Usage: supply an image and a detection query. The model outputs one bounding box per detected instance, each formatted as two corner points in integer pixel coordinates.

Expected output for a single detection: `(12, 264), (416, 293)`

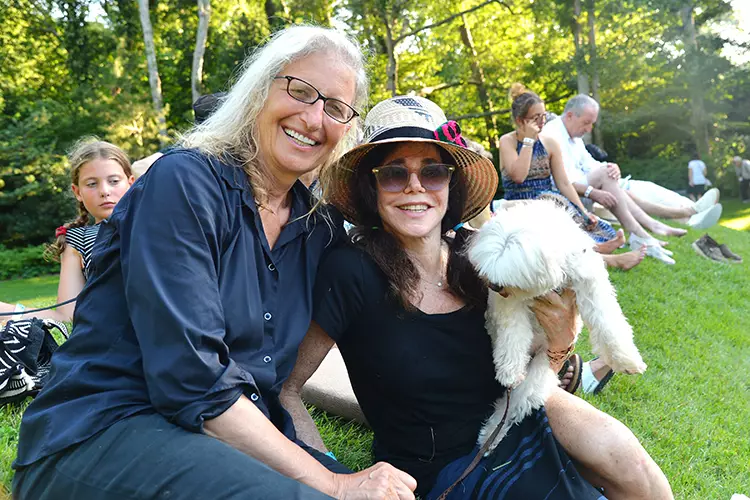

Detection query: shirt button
(250, 393), (259, 402)
(268, 263), (276, 271)
(263, 355), (272, 363)
(264, 312), (272, 321)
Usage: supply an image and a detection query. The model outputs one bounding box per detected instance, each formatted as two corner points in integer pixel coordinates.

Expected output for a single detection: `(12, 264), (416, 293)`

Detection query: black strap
(0, 297), (78, 317)
(436, 388), (512, 500)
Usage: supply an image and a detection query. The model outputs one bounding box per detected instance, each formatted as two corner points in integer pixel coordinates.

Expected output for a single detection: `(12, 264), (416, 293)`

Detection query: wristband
(12, 303), (26, 321)
(522, 137), (535, 147)
(583, 186), (594, 198)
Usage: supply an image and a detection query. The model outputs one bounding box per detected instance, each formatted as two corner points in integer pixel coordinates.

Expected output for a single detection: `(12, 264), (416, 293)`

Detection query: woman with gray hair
(13, 26), (416, 500)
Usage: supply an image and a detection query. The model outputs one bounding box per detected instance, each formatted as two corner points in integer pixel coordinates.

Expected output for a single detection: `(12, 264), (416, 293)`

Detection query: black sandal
(557, 353), (582, 394)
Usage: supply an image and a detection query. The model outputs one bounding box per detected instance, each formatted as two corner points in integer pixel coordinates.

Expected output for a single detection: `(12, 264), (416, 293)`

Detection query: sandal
(581, 357), (614, 395)
(557, 353), (582, 394)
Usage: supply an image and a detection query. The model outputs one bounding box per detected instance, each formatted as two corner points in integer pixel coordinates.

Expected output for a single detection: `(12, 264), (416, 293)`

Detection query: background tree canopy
(1, 0), (748, 246)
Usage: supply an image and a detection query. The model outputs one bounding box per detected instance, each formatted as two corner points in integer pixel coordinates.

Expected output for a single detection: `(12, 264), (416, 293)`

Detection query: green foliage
(1, 0), (749, 247)
(0, 245), (57, 280)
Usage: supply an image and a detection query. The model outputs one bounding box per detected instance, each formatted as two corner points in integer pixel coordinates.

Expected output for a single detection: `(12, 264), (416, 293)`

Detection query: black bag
(0, 318), (68, 405)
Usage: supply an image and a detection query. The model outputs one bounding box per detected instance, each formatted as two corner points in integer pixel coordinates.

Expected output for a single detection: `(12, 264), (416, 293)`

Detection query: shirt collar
(216, 155), (318, 234)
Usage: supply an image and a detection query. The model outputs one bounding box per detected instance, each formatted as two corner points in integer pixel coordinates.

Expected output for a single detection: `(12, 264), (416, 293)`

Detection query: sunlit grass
(719, 199), (750, 231)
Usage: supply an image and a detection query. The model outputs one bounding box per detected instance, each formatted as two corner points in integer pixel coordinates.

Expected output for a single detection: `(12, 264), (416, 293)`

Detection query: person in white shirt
(733, 156), (750, 202)
(687, 154), (709, 201)
(543, 95), (697, 265)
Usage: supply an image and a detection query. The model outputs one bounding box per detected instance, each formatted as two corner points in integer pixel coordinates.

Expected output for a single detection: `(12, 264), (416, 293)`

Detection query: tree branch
(448, 108), (510, 121)
(394, 0), (513, 43)
(416, 80), (482, 96)
(448, 94), (574, 121)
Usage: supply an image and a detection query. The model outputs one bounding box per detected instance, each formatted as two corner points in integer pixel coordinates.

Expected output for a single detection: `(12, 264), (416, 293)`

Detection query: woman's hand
(331, 462), (417, 499)
(530, 289), (578, 372)
(519, 119), (541, 141)
(584, 211), (600, 230)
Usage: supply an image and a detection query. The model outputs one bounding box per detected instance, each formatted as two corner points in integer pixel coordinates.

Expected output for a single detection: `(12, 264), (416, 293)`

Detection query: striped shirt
(65, 224), (100, 280)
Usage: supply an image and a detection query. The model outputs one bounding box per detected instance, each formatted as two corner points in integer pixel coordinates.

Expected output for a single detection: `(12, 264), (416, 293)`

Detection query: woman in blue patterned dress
(498, 84), (621, 249)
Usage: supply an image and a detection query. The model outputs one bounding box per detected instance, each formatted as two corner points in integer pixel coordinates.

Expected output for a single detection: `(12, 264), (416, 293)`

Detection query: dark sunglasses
(273, 75), (359, 124)
(371, 163), (456, 192)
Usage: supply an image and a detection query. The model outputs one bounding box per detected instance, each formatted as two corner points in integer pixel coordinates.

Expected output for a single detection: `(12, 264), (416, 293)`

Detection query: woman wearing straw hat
(282, 96), (673, 499)
(13, 27), (416, 500)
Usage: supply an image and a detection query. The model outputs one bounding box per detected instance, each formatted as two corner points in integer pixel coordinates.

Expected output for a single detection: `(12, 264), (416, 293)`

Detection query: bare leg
(588, 168), (686, 238)
(545, 389), (674, 500)
(594, 229), (625, 254)
(622, 194), (687, 237)
(587, 169), (652, 239)
(626, 192), (695, 220)
(602, 247), (646, 271)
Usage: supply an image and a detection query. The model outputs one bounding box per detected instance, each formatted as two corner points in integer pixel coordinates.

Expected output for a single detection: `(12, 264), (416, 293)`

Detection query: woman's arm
(500, 117), (543, 184)
(206, 395), (417, 499)
(279, 321), (336, 452)
(545, 137), (589, 215)
(688, 167), (694, 186)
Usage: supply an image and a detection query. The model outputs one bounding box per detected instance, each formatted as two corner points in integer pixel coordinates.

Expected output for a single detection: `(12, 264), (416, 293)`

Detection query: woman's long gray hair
(181, 25), (368, 205)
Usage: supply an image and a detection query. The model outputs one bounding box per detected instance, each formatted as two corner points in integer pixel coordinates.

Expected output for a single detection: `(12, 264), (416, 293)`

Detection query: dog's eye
(487, 282), (505, 294)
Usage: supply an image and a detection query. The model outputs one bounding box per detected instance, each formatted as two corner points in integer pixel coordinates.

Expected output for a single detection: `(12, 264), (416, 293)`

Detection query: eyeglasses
(371, 163), (455, 192)
(273, 76), (359, 124)
(526, 113), (546, 123)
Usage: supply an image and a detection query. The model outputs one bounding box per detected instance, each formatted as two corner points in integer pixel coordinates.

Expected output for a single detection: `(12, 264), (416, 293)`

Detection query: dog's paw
(608, 353), (647, 375)
(495, 369), (525, 388)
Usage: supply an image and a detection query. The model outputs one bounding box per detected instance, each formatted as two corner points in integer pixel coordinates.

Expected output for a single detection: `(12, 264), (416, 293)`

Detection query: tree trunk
(381, 10), (398, 96)
(572, 0), (591, 143)
(137, 0), (168, 145)
(587, 0), (602, 147)
(459, 15), (499, 152)
(192, 0), (211, 103)
(572, 0), (590, 97)
(680, 5), (711, 159)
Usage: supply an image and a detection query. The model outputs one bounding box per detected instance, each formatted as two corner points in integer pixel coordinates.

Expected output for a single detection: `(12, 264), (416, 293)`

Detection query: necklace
(421, 245), (446, 288)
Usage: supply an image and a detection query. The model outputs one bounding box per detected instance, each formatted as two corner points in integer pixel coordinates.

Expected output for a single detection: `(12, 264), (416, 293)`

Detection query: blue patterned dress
(502, 140), (616, 243)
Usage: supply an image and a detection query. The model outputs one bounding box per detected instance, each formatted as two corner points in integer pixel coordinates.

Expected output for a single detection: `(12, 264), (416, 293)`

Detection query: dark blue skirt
(425, 408), (607, 500)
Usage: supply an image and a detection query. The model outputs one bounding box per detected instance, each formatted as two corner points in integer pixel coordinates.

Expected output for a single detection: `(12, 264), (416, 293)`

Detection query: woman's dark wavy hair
(348, 142), (488, 310)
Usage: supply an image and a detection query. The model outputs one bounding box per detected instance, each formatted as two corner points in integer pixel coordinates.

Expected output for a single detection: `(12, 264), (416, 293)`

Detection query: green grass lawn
(1, 205), (748, 498)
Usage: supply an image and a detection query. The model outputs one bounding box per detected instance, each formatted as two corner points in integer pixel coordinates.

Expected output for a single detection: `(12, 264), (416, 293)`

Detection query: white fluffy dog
(467, 200), (647, 451)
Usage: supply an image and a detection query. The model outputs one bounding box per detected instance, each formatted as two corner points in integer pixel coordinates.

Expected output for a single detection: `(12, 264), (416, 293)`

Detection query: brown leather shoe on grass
(703, 234), (743, 263)
(692, 235), (727, 263)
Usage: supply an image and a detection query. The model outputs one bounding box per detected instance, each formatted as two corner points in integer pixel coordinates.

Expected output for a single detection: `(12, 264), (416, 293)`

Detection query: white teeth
(284, 128), (317, 146)
(399, 204), (428, 212)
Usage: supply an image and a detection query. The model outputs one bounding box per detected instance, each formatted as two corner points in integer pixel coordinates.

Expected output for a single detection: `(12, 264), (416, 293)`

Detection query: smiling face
(256, 51), (357, 186)
(71, 158), (134, 222)
(376, 142), (450, 242)
(564, 105), (598, 138)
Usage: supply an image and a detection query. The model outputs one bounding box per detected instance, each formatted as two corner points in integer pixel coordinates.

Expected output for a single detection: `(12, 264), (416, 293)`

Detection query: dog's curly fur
(468, 200), (646, 451)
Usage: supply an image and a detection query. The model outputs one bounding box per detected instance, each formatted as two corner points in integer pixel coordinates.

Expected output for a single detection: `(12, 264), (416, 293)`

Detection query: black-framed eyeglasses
(371, 163), (455, 192)
(273, 75), (359, 124)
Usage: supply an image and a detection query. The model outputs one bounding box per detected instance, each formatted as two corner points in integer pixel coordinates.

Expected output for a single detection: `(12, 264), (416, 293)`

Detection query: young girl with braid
(1, 139), (134, 323)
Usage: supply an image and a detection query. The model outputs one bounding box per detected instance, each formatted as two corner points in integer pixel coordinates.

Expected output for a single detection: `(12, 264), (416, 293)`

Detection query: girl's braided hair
(44, 138), (131, 262)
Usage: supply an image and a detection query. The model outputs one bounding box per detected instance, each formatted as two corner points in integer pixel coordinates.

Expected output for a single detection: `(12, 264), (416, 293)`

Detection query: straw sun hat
(328, 96), (499, 226)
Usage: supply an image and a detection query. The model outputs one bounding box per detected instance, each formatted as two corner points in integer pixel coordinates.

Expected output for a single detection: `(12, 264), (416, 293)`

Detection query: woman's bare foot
(603, 247), (646, 271)
(594, 229), (625, 255)
(649, 222), (687, 238)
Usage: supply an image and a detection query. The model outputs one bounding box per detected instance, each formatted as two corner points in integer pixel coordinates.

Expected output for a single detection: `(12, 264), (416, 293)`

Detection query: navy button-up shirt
(15, 149), (342, 467)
